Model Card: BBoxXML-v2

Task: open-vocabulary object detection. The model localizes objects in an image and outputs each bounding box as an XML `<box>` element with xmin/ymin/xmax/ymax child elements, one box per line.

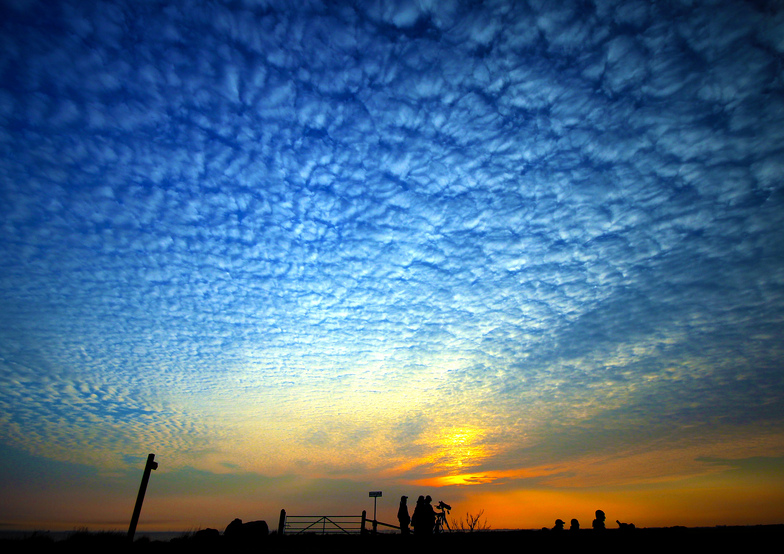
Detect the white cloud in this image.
<box><xmin>0</xmin><ymin>0</ymin><xmax>782</xmax><ymax>482</ymax></box>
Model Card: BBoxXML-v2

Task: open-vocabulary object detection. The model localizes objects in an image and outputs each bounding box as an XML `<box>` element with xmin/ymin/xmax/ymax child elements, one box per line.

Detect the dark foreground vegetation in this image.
<box><xmin>3</xmin><ymin>525</ymin><xmax>782</xmax><ymax>554</ymax></box>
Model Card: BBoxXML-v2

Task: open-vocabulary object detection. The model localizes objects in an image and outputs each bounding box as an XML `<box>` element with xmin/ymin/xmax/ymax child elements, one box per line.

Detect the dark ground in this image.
<box><xmin>3</xmin><ymin>526</ymin><xmax>782</xmax><ymax>553</ymax></box>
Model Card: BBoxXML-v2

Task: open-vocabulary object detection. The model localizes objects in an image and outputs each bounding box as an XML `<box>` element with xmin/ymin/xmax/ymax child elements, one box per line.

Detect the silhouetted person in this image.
<box><xmin>411</xmin><ymin>495</ymin><xmax>426</xmax><ymax>535</ymax></box>
<box><xmin>398</xmin><ymin>496</ymin><xmax>411</xmax><ymax>535</ymax></box>
<box><xmin>570</xmin><ymin>518</ymin><xmax>580</xmax><ymax>531</ymax></box>
<box><xmin>592</xmin><ymin>509</ymin><xmax>606</xmax><ymax>530</ymax></box>
<box><xmin>423</xmin><ymin>495</ymin><xmax>436</xmax><ymax>534</ymax></box>
<box><xmin>553</xmin><ymin>519</ymin><xmax>565</xmax><ymax>531</ymax></box>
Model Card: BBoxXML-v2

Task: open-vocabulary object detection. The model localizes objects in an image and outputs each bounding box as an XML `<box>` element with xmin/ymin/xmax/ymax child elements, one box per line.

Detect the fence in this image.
<box><xmin>278</xmin><ymin>509</ymin><xmax>366</xmax><ymax>535</ymax></box>
<box><xmin>277</xmin><ymin>509</ymin><xmax>401</xmax><ymax>535</ymax></box>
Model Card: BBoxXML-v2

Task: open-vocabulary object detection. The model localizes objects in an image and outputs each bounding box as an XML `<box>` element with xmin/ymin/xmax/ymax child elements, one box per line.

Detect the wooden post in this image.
<box><xmin>361</xmin><ymin>510</ymin><xmax>367</xmax><ymax>535</ymax></box>
<box><xmin>127</xmin><ymin>453</ymin><xmax>158</xmax><ymax>542</ymax></box>
<box><xmin>278</xmin><ymin>509</ymin><xmax>286</xmax><ymax>535</ymax></box>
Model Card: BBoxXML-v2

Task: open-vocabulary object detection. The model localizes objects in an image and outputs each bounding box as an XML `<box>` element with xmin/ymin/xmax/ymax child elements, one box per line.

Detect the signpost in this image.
<box><xmin>369</xmin><ymin>491</ymin><xmax>382</xmax><ymax>534</ymax></box>
<box><xmin>128</xmin><ymin>453</ymin><xmax>158</xmax><ymax>542</ymax></box>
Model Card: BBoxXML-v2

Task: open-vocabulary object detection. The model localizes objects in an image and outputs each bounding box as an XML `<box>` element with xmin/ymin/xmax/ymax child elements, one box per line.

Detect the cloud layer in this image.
<box><xmin>1</xmin><ymin>0</ymin><xmax>783</xmax><ymax>498</ymax></box>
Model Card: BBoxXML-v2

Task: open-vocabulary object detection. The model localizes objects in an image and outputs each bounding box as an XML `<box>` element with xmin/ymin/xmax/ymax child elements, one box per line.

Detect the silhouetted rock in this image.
<box><xmin>244</xmin><ymin>520</ymin><xmax>270</xmax><ymax>536</ymax></box>
<box><xmin>224</xmin><ymin>518</ymin><xmax>243</xmax><ymax>537</ymax></box>
<box><xmin>192</xmin><ymin>528</ymin><xmax>220</xmax><ymax>542</ymax></box>
<box><xmin>224</xmin><ymin>518</ymin><xmax>269</xmax><ymax>542</ymax></box>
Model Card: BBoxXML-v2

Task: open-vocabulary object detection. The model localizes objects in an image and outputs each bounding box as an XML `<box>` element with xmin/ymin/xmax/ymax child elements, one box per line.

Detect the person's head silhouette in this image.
<box><xmin>592</xmin><ymin>509</ymin><xmax>606</xmax><ymax>530</ymax></box>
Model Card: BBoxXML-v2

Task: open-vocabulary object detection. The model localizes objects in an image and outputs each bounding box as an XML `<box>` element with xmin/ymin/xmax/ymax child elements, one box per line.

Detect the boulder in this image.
<box><xmin>224</xmin><ymin>518</ymin><xmax>269</xmax><ymax>541</ymax></box>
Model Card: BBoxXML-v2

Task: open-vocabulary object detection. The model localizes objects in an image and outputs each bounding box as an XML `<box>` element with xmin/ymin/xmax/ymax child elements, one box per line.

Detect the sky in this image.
<box><xmin>1</xmin><ymin>0</ymin><xmax>784</xmax><ymax>533</ymax></box>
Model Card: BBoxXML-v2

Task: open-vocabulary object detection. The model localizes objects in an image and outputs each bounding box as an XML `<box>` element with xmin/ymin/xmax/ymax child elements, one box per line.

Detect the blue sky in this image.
<box><xmin>1</xmin><ymin>0</ymin><xmax>784</xmax><ymax>531</ymax></box>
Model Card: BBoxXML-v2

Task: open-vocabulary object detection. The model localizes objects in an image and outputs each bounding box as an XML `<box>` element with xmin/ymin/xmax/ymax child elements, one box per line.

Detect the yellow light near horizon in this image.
<box><xmin>415</xmin><ymin>426</ymin><xmax>491</xmax><ymax>474</ymax></box>
<box><xmin>417</xmin><ymin>473</ymin><xmax>497</xmax><ymax>486</ymax></box>
<box><xmin>444</xmin><ymin>428</ymin><xmax>480</xmax><ymax>468</ymax></box>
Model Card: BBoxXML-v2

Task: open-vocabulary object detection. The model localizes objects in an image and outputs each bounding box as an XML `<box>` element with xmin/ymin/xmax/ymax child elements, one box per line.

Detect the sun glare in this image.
<box><xmin>414</xmin><ymin>426</ymin><xmax>491</xmax><ymax>475</ymax></box>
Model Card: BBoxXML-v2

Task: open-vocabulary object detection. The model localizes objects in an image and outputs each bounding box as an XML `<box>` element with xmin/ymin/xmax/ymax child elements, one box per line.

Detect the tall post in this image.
<box><xmin>127</xmin><ymin>453</ymin><xmax>158</xmax><ymax>542</ymax></box>
<box><xmin>372</xmin><ymin>496</ymin><xmax>378</xmax><ymax>534</ymax></box>
<box><xmin>368</xmin><ymin>491</ymin><xmax>382</xmax><ymax>535</ymax></box>
<box><xmin>278</xmin><ymin>509</ymin><xmax>286</xmax><ymax>535</ymax></box>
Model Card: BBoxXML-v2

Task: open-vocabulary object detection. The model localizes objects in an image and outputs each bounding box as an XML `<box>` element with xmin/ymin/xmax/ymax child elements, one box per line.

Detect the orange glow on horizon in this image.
<box><xmin>440</xmin><ymin>480</ymin><xmax>784</xmax><ymax>530</ymax></box>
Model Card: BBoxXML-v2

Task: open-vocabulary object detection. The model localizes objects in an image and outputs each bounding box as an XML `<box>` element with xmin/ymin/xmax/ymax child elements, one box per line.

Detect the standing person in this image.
<box><xmin>424</xmin><ymin>495</ymin><xmax>436</xmax><ymax>534</ymax></box>
<box><xmin>398</xmin><ymin>496</ymin><xmax>411</xmax><ymax>535</ymax></box>
<box><xmin>411</xmin><ymin>495</ymin><xmax>425</xmax><ymax>535</ymax></box>
<box><xmin>592</xmin><ymin>509</ymin><xmax>606</xmax><ymax>530</ymax></box>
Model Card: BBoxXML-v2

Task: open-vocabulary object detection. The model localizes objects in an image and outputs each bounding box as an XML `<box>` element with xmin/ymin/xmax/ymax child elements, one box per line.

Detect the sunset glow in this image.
<box><xmin>2</xmin><ymin>0</ymin><xmax>784</xmax><ymax>533</ymax></box>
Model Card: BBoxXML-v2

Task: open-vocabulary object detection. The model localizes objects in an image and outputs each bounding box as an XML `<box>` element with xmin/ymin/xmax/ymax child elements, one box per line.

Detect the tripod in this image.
<box><xmin>434</xmin><ymin>503</ymin><xmax>451</xmax><ymax>533</ymax></box>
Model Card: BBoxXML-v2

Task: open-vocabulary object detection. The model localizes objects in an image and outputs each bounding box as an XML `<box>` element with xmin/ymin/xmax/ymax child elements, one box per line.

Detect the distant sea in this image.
<box><xmin>0</xmin><ymin>531</ymin><xmax>188</xmax><ymax>542</ymax></box>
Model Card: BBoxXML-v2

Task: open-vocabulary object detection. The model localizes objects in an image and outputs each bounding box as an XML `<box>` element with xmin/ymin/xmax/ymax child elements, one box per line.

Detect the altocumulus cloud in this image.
<box><xmin>1</xmin><ymin>0</ymin><xmax>783</xmax><ymax>485</ymax></box>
